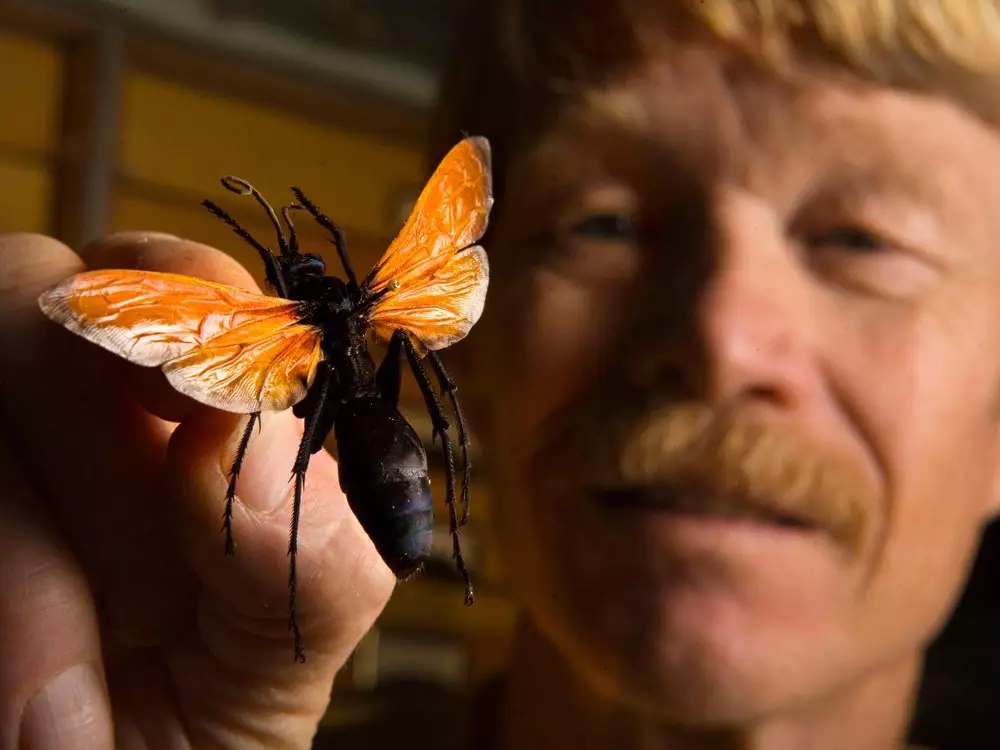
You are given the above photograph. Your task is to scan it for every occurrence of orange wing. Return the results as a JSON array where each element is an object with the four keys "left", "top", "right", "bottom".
[
  {"left": 366, "top": 136, "right": 492, "bottom": 352},
  {"left": 38, "top": 269, "right": 323, "bottom": 413}
]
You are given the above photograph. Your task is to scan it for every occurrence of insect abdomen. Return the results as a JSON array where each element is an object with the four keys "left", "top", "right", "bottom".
[{"left": 334, "top": 396, "right": 434, "bottom": 578}]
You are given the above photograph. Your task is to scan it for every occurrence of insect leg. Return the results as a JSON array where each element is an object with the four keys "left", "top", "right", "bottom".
[
  {"left": 201, "top": 199, "right": 290, "bottom": 299},
  {"left": 288, "top": 373, "right": 331, "bottom": 663},
  {"left": 400, "top": 332, "right": 475, "bottom": 606},
  {"left": 426, "top": 351, "right": 473, "bottom": 527},
  {"left": 375, "top": 328, "right": 404, "bottom": 405},
  {"left": 289, "top": 187, "right": 358, "bottom": 288},
  {"left": 223, "top": 411, "right": 260, "bottom": 554}
]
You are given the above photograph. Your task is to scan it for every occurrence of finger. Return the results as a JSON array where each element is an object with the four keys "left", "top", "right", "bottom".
[
  {"left": 0, "top": 232, "right": 196, "bottom": 647},
  {"left": 0, "top": 231, "right": 393, "bottom": 746},
  {"left": 163, "top": 406, "right": 395, "bottom": 745},
  {"left": 0, "top": 432, "right": 113, "bottom": 750},
  {"left": 51, "top": 232, "right": 393, "bottom": 736},
  {"left": 78, "top": 231, "right": 263, "bottom": 425},
  {"left": 0, "top": 232, "right": 256, "bottom": 650},
  {"left": 168, "top": 405, "right": 396, "bottom": 653}
]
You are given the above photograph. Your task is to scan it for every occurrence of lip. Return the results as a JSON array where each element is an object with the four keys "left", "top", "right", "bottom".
[
  {"left": 583, "top": 487, "right": 846, "bottom": 613},
  {"left": 593, "top": 486, "right": 818, "bottom": 532}
]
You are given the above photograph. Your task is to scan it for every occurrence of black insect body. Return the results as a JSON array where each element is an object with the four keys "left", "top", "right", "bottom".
[
  {"left": 38, "top": 137, "right": 492, "bottom": 664},
  {"left": 204, "top": 178, "right": 480, "bottom": 661}
]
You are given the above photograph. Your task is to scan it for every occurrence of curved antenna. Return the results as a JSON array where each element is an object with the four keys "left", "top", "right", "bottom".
[
  {"left": 281, "top": 203, "right": 304, "bottom": 253},
  {"left": 220, "top": 176, "right": 293, "bottom": 256}
]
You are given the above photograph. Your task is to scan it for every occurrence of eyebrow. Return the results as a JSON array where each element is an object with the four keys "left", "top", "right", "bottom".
[
  {"left": 816, "top": 157, "right": 950, "bottom": 212},
  {"left": 807, "top": 114, "right": 963, "bottom": 219},
  {"left": 579, "top": 86, "right": 651, "bottom": 132},
  {"left": 524, "top": 80, "right": 967, "bottom": 230}
]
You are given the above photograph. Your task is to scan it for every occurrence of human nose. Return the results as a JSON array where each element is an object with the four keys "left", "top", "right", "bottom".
[
  {"left": 628, "top": 188, "right": 820, "bottom": 412},
  {"left": 695, "top": 190, "right": 818, "bottom": 409}
]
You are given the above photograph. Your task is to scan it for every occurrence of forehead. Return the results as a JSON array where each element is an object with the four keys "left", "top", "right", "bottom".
[{"left": 506, "top": 44, "right": 1000, "bottom": 255}]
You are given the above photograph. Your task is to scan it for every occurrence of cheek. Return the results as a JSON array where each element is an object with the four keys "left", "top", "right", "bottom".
[
  {"left": 480, "top": 267, "right": 634, "bottom": 590},
  {"left": 865, "top": 421, "right": 994, "bottom": 648},
  {"left": 500, "top": 268, "right": 627, "bottom": 439},
  {"left": 830, "top": 302, "right": 999, "bottom": 630}
]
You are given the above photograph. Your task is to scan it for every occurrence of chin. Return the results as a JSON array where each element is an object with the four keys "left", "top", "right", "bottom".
[
  {"left": 498, "top": 475, "right": 883, "bottom": 726},
  {"left": 522, "top": 556, "right": 864, "bottom": 727}
]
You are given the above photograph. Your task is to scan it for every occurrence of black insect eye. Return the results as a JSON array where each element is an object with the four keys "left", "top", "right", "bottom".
[
  {"left": 811, "top": 226, "right": 884, "bottom": 252},
  {"left": 570, "top": 212, "right": 635, "bottom": 240}
]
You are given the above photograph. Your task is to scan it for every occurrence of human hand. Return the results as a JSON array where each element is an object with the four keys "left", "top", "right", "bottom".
[{"left": 0, "top": 232, "right": 395, "bottom": 749}]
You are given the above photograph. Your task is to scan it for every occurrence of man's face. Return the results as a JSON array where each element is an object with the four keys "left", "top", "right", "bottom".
[{"left": 465, "top": 42, "right": 1000, "bottom": 721}]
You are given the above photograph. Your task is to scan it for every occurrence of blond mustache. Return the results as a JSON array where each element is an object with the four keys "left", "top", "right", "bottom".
[{"left": 597, "top": 403, "right": 872, "bottom": 551}]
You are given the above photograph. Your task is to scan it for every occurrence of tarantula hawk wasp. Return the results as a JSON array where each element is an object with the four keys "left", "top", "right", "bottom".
[{"left": 38, "top": 137, "right": 492, "bottom": 662}]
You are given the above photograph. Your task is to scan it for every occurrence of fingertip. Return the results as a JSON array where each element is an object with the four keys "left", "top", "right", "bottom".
[
  {"left": 164, "top": 407, "right": 279, "bottom": 568},
  {"left": 79, "top": 232, "right": 264, "bottom": 420},
  {"left": 0, "top": 444, "right": 114, "bottom": 750},
  {"left": 165, "top": 403, "right": 395, "bottom": 612},
  {"left": 80, "top": 232, "right": 261, "bottom": 292},
  {"left": 165, "top": 407, "right": 245, "bottom": 509},
  {"left": 0, "top": 232, "right": 75, "bottom": 260},
  {"left": 125, "top": 364, "right": 209, "bottom": 425},
  {"left": 0, "top": 233, "right": 83, "bottom": 313},
  {"left": 166, "top": 407, "right": 308, "bottom": 526},
  {"left": 20, "top": 663, "right": 114, "bottom": 750},
  {"left": 80, "top": 230, "right": 181, "bottom": 250}
]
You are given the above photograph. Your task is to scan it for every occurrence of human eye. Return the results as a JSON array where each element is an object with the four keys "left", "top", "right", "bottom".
[
  {"left": 550, "top": 185, "right": 643, "bottom": 282},
  {"left": 801, "top": 222, "right": 938, "bottom": 299},
  {"left": 569, "top": 211, "right": 637, "bottom": 242},
  {"left": 807, "top": 226, "right": 884, "bottom": 253}
]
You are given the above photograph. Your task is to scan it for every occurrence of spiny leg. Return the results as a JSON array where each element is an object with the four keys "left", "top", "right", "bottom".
[
  {"left": 201, "top": 200, "right": 289, "bottom": 298},
  {"left": 400, "top": 332, "right": 474, "bottom": 605},
  {"left": 223, "top": 411, "right": 261, "bottom": 554},
  {"left": 289, "top": 187, "right": 358, "bottom": 287},
  {"left": 288, "top": 374, "right": 331, "bottom": 662},
  {"left": 426, "top": 350, "right": 473, "bottom": 527}
]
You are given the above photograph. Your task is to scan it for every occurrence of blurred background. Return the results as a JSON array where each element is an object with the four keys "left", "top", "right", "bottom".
[
  {"left": 0, "top": 0, "right": 514, "bottom": 744},
  {"left": 4, "top": 1, "right": 1000, "bottom": 747}
]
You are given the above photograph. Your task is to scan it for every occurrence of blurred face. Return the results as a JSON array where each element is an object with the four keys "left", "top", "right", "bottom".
[{"left": 465, "top": 42, "right": 1000, "bottom": 722}]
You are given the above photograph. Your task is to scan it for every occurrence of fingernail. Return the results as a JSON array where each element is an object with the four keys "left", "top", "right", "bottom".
[
  {"left": 82, "top": 230, "right": 181, "bottom": 252},
  {"left": 218, "top": 410, "right": 304, "bottom": 513},
  {"left": 20, "top": 664, "right": 113, "bottom": 750}
]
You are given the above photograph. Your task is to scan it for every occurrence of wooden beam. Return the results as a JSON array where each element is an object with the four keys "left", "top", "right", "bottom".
[
  {"left": 53, "top": 23, "right": 122, "bottom": 248},
  {"left": 122, "top": 33, "right": 428, "bottom": 150}
]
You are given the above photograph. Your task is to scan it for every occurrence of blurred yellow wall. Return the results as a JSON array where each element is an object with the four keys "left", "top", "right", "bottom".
[
  {"left": 0, "top": 10, "right": 515, "bottom": 714},
  {"left": 0, "top": 30, "right": 61, "bottom": 233}
]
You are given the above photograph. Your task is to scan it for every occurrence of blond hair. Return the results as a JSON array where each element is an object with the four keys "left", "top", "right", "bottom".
[
  {"left": 429, "top": 0, "right": 1000, "bottom": 187},
  {"left": 686, "top": 0, "right": 1000, "bottom": 119}
]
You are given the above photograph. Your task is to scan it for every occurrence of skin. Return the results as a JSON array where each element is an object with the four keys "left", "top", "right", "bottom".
[
  {"left": 0, "top": 232, "right": 394, "bottom": 749},
  {"left": 5, "top": 34, "right": 1000, "bottom": 750},
  {"left": 454, "top": 42, "right": 1000, "bottom": 749}
]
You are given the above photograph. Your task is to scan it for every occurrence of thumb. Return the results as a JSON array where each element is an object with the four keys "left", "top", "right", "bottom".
[
  {"left": 162, "top": 406, "right": 394, "bottom": 743},
  {"left": 168, "top": 405, "right": 396, "bottom": 654},
  {"left": 0, "top": 435, "right": 114, "bottom": 750}
]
